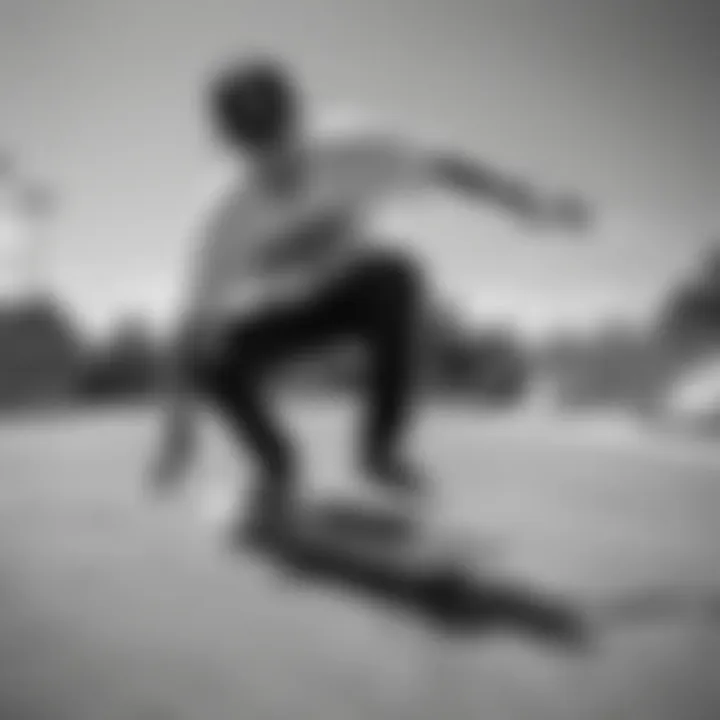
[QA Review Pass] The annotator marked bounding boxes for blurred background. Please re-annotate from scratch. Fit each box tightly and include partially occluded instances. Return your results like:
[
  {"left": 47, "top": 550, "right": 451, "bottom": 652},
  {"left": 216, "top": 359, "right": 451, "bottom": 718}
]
[
  {"left": 1, "top": 2, "right": 720, "bottom": 720},
  {"left": 1, "top": 0, "right": 720, "bottom": 425}
]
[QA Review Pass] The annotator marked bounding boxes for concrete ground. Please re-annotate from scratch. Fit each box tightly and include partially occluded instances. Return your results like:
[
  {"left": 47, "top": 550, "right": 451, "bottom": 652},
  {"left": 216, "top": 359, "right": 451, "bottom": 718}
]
[{"left": 0, "top": 399, "right": 719, "bottom": 720}]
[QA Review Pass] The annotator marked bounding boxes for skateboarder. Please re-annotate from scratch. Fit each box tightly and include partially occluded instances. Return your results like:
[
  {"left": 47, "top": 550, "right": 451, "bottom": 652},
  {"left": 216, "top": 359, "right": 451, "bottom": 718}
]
[{"left": 150, "top": 57, "right": 589, "bottom": 547}]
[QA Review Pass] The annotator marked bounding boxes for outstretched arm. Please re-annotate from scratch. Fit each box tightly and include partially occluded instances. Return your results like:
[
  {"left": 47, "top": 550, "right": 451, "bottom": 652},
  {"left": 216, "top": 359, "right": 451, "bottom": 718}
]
[
  {"left": 149, "top": 312, "right": 203, "bottom": 493},
  {"left": 148, "top": 225, "right": 222, "bottom": 493},
  {"left": 429, "top": 152, "right": 591, "bottom": 231}
]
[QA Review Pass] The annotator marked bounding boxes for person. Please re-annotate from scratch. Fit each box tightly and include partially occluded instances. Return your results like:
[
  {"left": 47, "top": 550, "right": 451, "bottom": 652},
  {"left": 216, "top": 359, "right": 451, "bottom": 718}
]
[{"left": 150, "top": 57, "right": 590, "bottom": 548}]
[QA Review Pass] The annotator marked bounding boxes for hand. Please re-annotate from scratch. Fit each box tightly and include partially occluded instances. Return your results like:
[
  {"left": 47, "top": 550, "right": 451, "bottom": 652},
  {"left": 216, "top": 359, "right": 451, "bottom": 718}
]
[
  {"left": 548, "top": 193, "right": 593, "bottom": 233},
  {"left": 503, "top": 182, "right": 593, "bottom": 235},
  {"left": 148, "top": 419, "right": 194, "bottom": 496}
]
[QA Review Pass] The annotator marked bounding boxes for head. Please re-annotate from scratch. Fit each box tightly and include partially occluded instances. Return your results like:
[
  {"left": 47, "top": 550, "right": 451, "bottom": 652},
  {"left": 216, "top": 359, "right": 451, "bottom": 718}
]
[{"left": 208, "top": 58, "right": 300, "bottom": 157}]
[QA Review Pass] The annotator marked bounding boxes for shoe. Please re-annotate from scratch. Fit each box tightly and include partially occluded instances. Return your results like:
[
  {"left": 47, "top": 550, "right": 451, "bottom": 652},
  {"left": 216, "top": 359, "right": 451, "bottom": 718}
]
[{"left": 229, "top": 478, "right": 295, "bottom": 553}]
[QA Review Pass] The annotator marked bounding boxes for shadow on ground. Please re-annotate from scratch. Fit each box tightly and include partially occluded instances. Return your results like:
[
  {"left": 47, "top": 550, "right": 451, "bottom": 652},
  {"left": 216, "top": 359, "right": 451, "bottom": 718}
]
[{"left": 235, "top": 499, "right": 590, "bottom": 648}]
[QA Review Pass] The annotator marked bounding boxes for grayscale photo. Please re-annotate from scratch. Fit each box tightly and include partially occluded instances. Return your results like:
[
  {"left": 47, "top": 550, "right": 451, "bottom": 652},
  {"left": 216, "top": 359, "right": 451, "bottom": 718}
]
[{"left": 0, "top": 1, "right": 719, "bottom": 719}]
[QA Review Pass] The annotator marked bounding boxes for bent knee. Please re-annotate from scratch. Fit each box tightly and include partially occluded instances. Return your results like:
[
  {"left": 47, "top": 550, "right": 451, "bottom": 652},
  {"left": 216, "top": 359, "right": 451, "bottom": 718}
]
[{"left": 361, "top": 249, "right": 424, "bottom": 302}]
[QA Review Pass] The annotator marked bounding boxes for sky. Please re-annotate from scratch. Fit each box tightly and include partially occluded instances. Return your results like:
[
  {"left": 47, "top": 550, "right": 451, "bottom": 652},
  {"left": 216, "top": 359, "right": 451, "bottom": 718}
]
[{"left": 0, "top": 0, "right": 718, "bottom": 338}]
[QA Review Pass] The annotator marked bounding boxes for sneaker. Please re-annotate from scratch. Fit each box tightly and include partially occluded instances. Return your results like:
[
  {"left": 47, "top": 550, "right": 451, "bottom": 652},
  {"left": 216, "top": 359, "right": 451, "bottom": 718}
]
[{"left": 229, "top": 479, "right": 295, "bottom": 553}]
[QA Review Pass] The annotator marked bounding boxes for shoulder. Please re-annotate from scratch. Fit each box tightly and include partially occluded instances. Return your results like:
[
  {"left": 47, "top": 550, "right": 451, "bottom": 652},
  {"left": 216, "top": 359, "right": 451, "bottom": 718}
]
[
  {"left": 307, "top": 132, "right": 432, "bottom": 190},
  {"left": 311, "top": 130, "right": 412, "bottom": 162}
]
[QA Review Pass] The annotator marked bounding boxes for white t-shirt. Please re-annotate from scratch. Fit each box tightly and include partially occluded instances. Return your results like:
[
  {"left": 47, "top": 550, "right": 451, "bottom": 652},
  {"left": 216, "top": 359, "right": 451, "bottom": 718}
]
[{"left": 183, "top": 133, "right": 437, "bottom": 324}]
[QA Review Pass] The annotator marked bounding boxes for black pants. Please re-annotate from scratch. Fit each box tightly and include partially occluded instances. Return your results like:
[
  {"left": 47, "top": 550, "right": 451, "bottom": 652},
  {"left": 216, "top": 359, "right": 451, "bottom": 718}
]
[{"left": 199, "top": 250, "right": 424, "bottom": 483}]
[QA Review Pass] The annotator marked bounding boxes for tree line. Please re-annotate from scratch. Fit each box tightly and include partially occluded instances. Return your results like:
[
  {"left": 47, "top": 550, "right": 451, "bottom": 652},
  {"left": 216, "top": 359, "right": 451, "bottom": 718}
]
[{"left": 59, "top": 241, "right": 720, "bottom": 413}]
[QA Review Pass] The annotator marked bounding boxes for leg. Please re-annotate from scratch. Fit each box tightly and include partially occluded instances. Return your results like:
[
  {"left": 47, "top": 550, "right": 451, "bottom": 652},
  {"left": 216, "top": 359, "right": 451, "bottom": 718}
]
[
  {"left": 365, "top": 256, "right": 423, "bottom": 471},
  {"left": 198, "top": 325, "right": 295, "bottom": 544},
  {"left": 336, "top": 250, "right": 426, "bottom": 488},
  {"left": 205, "top": 339, "right": 293, "bottom": 478},
  {"left": 197, "top": 288, "right": 359, "bottom": 542},
  {"left": 195, "top": 247, "right": 426, "bottom": 544},
  {"left": 201, "top": 290, "right": 356, "bottom": 471}
]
